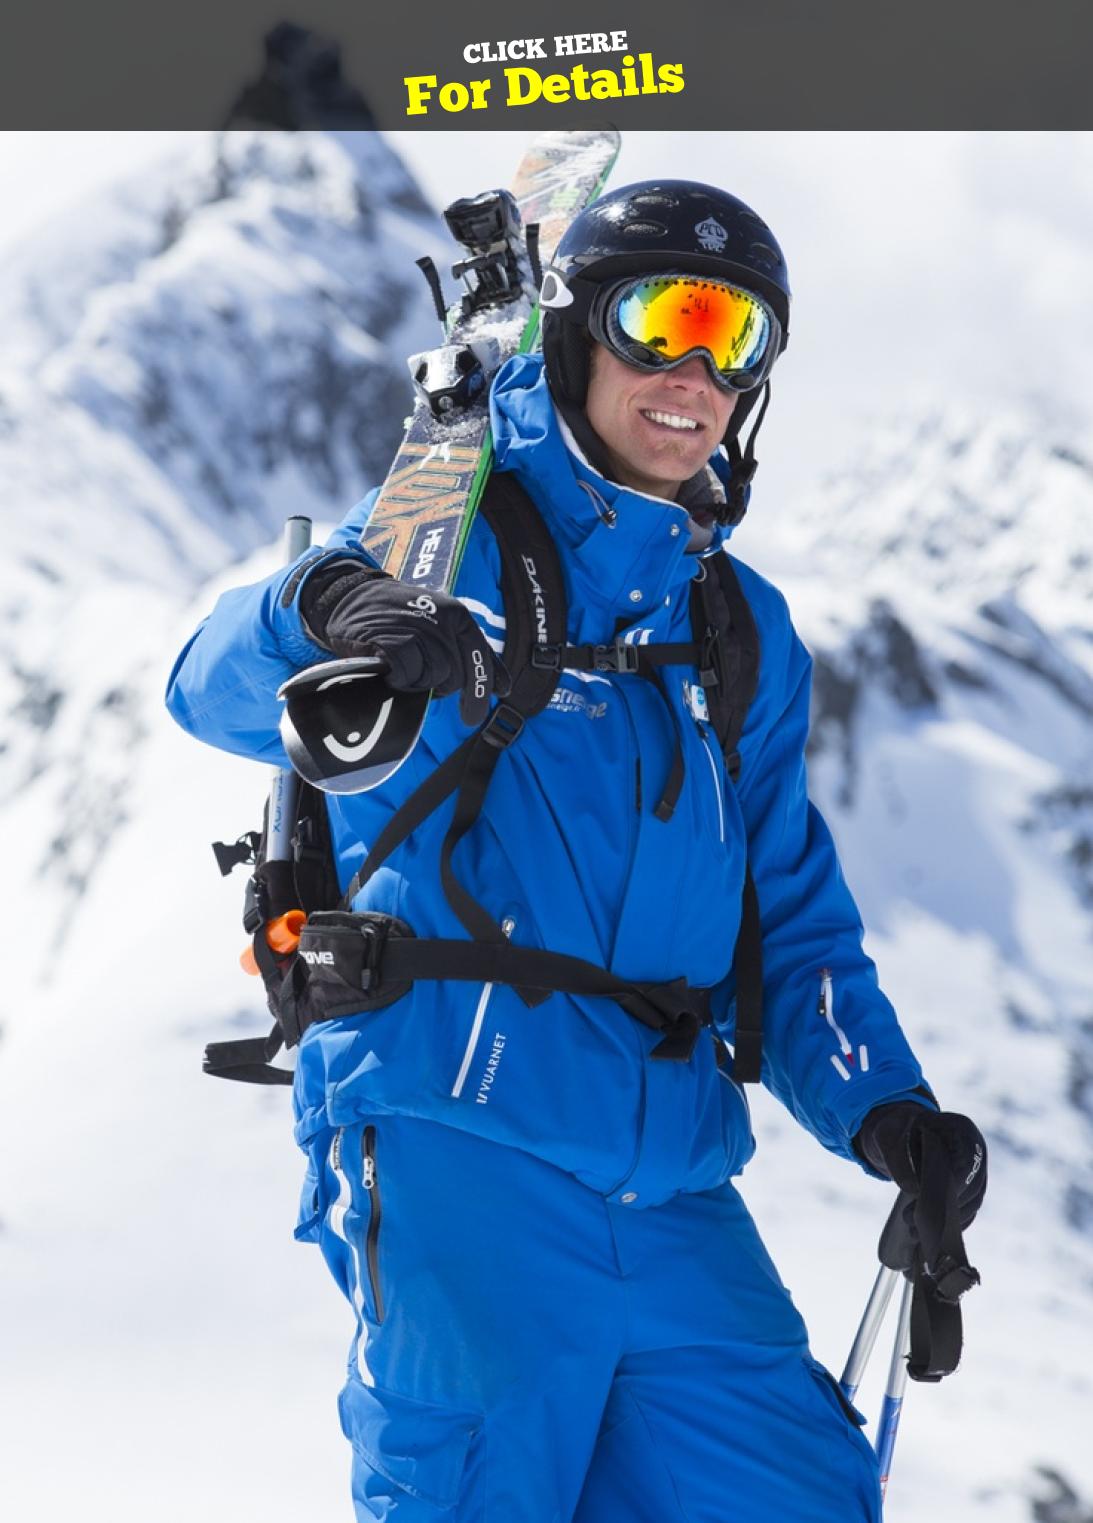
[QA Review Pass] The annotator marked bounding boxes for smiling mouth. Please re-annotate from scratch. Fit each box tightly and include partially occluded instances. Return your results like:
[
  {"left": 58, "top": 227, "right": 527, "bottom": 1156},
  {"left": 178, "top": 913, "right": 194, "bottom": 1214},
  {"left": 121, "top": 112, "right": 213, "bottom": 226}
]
[{"left": 640, "top": 408, "right": 702, "bottom": 433}]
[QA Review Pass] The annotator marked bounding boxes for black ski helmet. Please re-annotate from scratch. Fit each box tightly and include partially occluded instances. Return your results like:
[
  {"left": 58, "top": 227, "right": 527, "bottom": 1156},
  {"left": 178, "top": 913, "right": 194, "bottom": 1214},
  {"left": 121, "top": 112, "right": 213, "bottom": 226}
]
[{"left": 540, "top": 179, "right": 791, "bottom": 522}]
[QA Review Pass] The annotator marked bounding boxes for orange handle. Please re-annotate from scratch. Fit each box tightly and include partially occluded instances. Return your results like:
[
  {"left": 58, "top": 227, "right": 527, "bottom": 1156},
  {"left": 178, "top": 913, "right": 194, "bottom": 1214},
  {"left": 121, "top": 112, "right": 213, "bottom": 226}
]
[{"left": 239, "top": 908, "right": 308, "bottom": 975}]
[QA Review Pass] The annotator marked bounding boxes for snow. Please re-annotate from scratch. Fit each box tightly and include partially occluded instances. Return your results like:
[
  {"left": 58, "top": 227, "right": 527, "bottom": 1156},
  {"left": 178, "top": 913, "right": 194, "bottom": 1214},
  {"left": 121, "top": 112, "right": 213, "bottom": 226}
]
[{"left": 0, "top": 131, "right": 1091, "bottom": 1523}]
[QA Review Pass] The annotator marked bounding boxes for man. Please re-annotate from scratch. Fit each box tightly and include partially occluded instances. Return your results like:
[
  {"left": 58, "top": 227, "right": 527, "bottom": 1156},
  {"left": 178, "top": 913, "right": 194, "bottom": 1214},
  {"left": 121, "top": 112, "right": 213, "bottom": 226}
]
[{"left": 167, "top": 180, "right": 986, "bottom": 1522}]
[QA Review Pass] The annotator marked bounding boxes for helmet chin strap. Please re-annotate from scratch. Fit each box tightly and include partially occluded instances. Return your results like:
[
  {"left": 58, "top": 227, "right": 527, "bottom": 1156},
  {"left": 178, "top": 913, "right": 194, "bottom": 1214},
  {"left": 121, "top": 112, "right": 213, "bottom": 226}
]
[{"left": 721, "top": 381, "right": 772, "bottom": 527}]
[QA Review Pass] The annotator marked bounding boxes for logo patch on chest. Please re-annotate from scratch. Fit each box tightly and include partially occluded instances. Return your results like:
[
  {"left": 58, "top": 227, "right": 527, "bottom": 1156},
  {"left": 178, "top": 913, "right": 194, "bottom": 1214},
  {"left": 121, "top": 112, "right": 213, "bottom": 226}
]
[
  {"left": 684, "top": 680, "right": 710, "bottom": 723},
  {"left": 548, "top": 686, "right": 608, "bottom": 719}
]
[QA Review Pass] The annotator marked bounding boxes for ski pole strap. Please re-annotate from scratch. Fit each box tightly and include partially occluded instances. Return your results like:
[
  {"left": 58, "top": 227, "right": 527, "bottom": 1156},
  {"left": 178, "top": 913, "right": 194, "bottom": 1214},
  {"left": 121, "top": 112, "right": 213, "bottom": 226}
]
[
  {"left": 913, "top": 1127, "right": 982, "bottom": 1305},
  {"left": 879, "top": 1130, "right": 981, "bottom": 1382},
  {"left": 908, "top": 1129, "right": 981, "bottom": 1382}
]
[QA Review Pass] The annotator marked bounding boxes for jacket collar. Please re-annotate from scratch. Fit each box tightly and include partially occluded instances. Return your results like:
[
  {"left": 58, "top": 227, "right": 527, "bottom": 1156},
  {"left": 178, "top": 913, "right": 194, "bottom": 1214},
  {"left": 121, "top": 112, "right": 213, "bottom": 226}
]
[{"left": 490, "top": 354, "right": 734, "bottom": 621}]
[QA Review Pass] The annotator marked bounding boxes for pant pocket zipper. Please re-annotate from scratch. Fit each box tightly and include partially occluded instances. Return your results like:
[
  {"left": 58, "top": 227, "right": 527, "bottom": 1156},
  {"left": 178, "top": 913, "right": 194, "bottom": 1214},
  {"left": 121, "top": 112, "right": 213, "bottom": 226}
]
[{"left": 362, "top": 1125, "right": 385, "bottom": 1324}]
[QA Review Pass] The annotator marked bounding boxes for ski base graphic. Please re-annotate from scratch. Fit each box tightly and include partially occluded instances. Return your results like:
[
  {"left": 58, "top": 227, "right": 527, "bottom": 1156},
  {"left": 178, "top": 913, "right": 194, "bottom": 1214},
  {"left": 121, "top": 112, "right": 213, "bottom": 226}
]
[{"left": 280, "top": 130, "right": 620, "bottom": 794}]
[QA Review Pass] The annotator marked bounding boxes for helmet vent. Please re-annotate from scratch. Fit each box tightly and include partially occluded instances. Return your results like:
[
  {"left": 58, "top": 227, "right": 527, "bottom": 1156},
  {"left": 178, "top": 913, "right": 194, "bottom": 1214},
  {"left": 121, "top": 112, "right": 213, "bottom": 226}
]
[
  {"left": 748, "top": 240, "right": 779, "bottom": 270},
  {"left": 623, "top": 219, "right": 668, "bottom": 237}
]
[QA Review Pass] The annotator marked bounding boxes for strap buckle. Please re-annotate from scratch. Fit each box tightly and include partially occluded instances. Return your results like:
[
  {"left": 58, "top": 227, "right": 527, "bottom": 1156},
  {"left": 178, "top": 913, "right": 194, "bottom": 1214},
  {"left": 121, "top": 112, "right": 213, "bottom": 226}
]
[
  {"left": 593, "top": 640, "right": 640, "bottom": 674},
  {"left": 481, "top": 703, "right": 526, "bottom": 750},
  {"left": 924, "top": 1254, "right": 981, "bottom": 1304},
  {"left": 241, "top": 877, "right": 265, "bottom": 936},
  {"left": 358, "top": 917, "right": 388, "bottom": 992},
  {"left": 530, "top": 643, "right": 563, "bottom": 671}
]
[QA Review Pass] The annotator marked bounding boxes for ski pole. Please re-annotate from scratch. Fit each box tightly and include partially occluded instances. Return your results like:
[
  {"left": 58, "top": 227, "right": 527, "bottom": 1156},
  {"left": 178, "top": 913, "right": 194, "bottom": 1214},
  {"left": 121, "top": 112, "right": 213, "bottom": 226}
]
[
  {"left": 239, "top": 514, "right": 312, "bottom": 973},
  {"left": 839, "top": 1264, "right": 900, "bottom": 1402},
  {"left": 840, "top": 1263, "right": 914, "bottom": 1503},
  {"left": 875, "top": 1276, "right": 914, "bottom": 1500}
]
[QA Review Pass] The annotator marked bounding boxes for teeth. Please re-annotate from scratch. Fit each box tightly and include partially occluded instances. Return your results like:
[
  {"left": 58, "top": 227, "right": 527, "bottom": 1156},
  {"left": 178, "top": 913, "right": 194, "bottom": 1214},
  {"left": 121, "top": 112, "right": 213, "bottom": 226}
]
[{"left": 642, "top": 409, "right": 699, "bottom": 431}]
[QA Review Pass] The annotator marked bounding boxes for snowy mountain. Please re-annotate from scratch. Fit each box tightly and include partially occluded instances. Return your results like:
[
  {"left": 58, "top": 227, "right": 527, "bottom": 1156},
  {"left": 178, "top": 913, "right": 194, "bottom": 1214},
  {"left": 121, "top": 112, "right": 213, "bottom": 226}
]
[
  {"left": 1, "top": 135, "right": 1091, "bottom": 1523},
  {"left": 745, "top": 411, "right": 1093, "bottom": 1521},
  {"left": 0, "top": 130, "right": 445, "bottom": 966}
]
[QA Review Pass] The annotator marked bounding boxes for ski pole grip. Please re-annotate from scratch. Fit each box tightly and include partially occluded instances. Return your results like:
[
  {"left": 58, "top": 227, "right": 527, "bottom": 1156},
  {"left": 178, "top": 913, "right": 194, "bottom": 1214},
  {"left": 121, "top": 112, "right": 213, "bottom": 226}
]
[{"left": 283, "top": 515, "right": 313, "bottom": 561}]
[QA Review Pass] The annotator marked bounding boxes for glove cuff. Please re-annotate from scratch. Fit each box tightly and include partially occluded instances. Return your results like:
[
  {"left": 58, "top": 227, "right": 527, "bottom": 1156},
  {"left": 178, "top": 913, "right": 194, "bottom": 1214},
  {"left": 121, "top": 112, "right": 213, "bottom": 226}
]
[
  {"left": 300, "top": 560, "right": 386, "bottom": 647},
  {"left": 854, "top": 1098, "right": 933, "bottom": 1182}
]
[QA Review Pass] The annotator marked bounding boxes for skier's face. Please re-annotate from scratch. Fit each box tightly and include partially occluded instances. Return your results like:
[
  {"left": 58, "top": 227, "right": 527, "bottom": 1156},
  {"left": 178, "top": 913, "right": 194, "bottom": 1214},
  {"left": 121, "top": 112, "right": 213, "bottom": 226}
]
[{"left": 584, "top": 343, "right": 738, "bottom": 501}]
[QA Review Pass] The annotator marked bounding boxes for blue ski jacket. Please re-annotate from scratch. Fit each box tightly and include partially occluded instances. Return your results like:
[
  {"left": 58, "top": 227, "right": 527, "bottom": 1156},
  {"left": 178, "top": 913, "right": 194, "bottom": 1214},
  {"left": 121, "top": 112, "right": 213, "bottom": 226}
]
[{"left": 167, "top": 353, "right": 931, "bottom": 1208}]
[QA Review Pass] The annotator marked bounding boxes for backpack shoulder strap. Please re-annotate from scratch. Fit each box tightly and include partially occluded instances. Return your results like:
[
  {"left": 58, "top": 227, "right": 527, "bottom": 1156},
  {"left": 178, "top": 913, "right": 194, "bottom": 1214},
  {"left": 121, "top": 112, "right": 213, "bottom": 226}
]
[
  {"left": 477, "top": 468, "right": 568, "bottom": 719},
  {"left": 690, "top": 550, "right": 764, "bottom": 1084},
  {"left": 336, "top": 468, "right": 568, "bottom": 921},
  {"left": 693, "top": 551, "right": 761, "bottom": 782}
]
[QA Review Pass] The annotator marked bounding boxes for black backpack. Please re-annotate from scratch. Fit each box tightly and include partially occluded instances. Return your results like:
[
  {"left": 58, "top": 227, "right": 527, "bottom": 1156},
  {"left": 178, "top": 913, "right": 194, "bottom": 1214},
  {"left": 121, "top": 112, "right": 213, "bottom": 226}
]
[{"left": 206, "top": 471, "right": 763, "bottom": 1087}]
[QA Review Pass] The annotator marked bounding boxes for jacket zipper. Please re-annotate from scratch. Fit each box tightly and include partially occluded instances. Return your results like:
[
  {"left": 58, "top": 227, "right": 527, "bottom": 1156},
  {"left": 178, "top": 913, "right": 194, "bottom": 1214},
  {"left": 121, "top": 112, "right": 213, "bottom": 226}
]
[
  {"left": 698, "top": 726, "right": 725, "bottom": 843},
  {"left": 362, "top": 1126, "right": 385, "bottom": 1323},
  {"left": 818, "top": 968, "right": 858, "bottom": 1080}
]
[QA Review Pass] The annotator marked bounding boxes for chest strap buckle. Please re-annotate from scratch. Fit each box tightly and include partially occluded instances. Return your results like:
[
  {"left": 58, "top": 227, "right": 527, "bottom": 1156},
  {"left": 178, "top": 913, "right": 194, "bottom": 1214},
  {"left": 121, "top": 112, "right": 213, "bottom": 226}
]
[{"left": 601, "top": 640, "right": 641, "bottom": 674}]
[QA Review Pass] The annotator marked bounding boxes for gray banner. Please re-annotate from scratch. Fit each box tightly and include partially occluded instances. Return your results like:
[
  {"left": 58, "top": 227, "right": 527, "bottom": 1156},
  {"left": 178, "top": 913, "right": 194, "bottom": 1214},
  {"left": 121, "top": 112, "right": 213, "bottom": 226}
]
[{"left": 2, "top": 0, "right": 1091, "bottom": 127}]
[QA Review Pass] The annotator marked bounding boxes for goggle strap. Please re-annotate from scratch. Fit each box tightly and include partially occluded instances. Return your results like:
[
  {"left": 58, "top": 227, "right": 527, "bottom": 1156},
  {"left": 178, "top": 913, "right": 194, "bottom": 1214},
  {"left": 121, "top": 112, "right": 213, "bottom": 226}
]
[{"left": 543, "top": 273, "right": 596, "bottom": 326}]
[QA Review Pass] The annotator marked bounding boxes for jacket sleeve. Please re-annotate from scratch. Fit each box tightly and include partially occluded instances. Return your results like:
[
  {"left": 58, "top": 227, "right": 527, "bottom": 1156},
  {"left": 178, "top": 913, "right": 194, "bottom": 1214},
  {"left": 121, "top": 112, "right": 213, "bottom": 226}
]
[
  {"left": 728, "top": 566, "right": 935, "bottom": 1172},
  {"left": 164, "top": 493, "right": 380, "bottom": 765}
]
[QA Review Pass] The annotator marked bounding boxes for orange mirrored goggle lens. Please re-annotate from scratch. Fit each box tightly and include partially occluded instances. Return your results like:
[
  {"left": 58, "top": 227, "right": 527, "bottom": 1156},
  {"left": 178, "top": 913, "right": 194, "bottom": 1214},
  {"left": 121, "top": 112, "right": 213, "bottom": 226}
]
[{"left": 609, "top": 275, "right": 774, "bottom": 386}]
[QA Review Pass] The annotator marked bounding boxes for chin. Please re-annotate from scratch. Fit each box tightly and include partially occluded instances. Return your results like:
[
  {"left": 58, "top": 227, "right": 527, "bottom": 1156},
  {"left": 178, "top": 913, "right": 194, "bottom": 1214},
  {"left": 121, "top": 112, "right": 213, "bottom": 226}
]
[{"left": 645, "top": 447, "right": 705, "bottom": 479}]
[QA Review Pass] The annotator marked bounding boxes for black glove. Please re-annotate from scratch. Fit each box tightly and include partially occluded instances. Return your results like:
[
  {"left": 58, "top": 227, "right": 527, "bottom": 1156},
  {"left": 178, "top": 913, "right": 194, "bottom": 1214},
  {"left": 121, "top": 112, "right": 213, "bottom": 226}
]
[
  {"left": 301, "top": 560, "right": 506, "bottom": 728},
  {"left": 856, "top": 1102, "right": 987, "bottom": 1271}
]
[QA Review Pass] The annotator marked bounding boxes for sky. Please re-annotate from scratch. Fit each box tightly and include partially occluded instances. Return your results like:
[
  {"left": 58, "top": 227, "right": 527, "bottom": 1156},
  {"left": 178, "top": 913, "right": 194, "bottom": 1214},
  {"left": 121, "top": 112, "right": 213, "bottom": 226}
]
[{"left": 0, "top": 130, "right": 1090, "bottom": 515}]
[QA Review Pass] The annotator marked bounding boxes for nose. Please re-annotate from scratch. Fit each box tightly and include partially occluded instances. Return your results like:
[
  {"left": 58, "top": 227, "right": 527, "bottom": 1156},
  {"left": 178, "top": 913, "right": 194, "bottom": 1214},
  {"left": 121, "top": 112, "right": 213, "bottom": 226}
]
[{"left": 666, "top": 354, "right": 712, "bottom": 390}]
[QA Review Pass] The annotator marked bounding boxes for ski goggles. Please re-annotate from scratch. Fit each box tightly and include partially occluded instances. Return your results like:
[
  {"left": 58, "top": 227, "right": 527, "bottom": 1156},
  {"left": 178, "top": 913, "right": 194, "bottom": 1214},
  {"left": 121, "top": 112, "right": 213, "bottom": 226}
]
[{"left": 594, "top": 273, "right": 779, "bottom": 392}]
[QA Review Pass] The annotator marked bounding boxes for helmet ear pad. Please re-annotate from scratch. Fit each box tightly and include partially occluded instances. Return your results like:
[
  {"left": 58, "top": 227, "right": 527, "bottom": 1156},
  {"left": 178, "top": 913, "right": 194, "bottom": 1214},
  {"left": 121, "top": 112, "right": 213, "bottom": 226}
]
[{"left": 541, "top": 311, "right": 593, "bottom": 409}]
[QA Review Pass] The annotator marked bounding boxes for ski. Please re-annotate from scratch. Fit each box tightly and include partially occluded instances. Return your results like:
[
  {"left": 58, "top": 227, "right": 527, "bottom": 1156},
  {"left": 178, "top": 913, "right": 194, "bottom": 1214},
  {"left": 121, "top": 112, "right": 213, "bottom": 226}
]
[{"left": 279, "top": 129, "right": 621, "bottom": 793}]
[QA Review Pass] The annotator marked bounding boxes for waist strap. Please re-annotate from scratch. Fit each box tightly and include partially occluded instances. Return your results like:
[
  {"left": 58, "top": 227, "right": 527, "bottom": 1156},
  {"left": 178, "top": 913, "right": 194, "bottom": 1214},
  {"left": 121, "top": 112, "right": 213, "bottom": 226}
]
[{"left": 205, "top": 910, "right": 716, "bottom": 1083}]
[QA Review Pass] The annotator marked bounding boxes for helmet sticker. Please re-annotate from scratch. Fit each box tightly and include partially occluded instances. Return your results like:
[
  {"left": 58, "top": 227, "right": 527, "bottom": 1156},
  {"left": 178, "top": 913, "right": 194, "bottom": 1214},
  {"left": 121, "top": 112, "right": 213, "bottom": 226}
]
[
  {"left": 695, "top": 216, "right": 729, "bottom": 252},
  {"left": 539, "top": 269, "right": 574, "bottom": 309}
]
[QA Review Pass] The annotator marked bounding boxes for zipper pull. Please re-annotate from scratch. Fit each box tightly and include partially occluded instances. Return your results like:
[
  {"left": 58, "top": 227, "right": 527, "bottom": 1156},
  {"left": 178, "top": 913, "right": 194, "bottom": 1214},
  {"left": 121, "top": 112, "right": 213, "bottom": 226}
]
[
  {"left": 818, "top": 968, "right": 832, "bottom": 1021},
  {"left": 363, "top": 1155, "right": 376, "bottom": 1190}
]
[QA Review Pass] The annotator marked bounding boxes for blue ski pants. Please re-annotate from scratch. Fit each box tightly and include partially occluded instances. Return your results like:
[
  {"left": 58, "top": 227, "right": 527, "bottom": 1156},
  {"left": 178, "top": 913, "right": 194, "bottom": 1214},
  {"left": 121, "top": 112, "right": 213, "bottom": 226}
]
[{"left": 304, "top": 1114, "right": 883, "bottom": 1522}]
